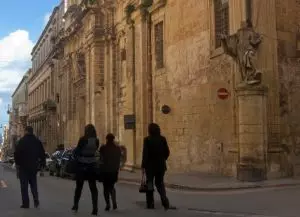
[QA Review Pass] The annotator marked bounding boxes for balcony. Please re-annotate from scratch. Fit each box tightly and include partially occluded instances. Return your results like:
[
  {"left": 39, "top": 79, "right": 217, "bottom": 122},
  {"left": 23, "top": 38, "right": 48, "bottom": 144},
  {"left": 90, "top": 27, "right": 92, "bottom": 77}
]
[{"left": 43, "top": 99, "right": 57, "bottom": 111}]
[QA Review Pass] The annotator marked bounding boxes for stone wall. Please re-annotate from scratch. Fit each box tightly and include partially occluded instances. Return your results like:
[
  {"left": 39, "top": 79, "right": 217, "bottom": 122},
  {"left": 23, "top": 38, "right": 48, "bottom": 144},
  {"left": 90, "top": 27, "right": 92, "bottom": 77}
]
[
  {"left": 112, "top": 0, "right": 238, "bottom": 174},
  {"left": 151, "top": 0, "right": 235, "bottom": 173},
  {"left": 33, "top": 0, "right": 300, "bottom": 178},
  {"left": 276, "top": 0, "right": 300, "bottom": 176},
  {"left": 62, "top": 6, "right": 108, "bottom": 147}
]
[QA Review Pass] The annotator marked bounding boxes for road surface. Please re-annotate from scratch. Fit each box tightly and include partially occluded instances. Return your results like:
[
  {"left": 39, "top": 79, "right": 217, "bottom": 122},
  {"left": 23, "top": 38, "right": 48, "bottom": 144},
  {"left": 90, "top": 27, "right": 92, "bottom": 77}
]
[{"left": 0, "top": 163, "right": 299, "bottom": 217}]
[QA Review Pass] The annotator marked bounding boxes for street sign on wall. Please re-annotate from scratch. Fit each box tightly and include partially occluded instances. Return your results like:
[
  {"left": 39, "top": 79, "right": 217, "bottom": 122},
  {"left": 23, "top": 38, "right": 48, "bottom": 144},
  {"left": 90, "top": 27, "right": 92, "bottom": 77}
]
[
  {"left": 217, "top": 88, "right": 230, "bottom": 100},
  {"left": 124, "top": 115, "right": 136, "bottom": 130}
]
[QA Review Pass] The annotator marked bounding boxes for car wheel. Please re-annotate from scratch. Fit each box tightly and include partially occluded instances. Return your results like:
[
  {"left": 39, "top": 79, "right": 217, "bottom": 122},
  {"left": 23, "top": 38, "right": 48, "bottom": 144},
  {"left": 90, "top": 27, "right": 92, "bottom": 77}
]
[
  {"left": 56, "top": 168, "right": 60, "bottom": 177},
  {"left": 49, "top": 171, "right": 54, "bottom": 176}
]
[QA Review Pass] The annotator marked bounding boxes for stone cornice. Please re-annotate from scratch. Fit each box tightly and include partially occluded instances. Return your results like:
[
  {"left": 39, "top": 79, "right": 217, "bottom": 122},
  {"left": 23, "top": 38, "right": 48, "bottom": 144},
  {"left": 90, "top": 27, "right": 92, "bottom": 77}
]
[{"left": 149, "top": 0, "right": 166, "bottom": 14}]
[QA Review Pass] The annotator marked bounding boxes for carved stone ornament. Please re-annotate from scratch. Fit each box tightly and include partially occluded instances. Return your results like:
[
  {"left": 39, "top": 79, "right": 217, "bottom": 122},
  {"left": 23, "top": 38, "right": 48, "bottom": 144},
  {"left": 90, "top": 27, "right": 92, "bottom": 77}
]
[{"left": 220, "top": 20, "right": 263, "bottom": 86}]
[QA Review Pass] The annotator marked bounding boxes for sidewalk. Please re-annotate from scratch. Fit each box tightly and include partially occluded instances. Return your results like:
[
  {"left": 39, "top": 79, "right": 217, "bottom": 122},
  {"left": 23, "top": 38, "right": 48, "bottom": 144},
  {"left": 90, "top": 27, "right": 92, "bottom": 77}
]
[{"left": 119, "top": 170, "right": 300, "bottom": 191}]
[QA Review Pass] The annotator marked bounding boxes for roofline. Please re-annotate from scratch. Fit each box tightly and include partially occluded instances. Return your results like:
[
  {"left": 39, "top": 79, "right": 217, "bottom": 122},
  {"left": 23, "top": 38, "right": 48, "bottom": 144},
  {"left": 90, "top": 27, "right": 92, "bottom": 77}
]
[
  {"left": 11, "top": 69, "right": 32, "bottom": 98},
  {"left": 31, "top": 6, "right": 59, "bottom": 56}
]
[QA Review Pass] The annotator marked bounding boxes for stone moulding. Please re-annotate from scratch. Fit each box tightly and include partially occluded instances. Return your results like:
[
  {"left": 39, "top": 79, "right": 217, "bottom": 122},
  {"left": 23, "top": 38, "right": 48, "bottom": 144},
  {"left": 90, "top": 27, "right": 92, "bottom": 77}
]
[
  {"left": 148, "top": 0, "right": 166, "bottom": 13},
  {"left": 236, "top": 84, "right": 268, "bottom": 96}
]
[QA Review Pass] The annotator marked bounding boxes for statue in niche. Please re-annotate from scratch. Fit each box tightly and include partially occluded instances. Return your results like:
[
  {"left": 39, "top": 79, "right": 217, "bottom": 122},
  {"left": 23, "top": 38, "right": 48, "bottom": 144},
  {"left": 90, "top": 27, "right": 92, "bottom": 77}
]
[{"left": 220, "top": 20, "right": 263, "bottom": 85}]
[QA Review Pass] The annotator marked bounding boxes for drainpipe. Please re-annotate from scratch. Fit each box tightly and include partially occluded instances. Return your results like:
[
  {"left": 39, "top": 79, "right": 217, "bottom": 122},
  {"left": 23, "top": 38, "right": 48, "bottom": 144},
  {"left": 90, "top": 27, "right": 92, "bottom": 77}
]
[
  {"left": 126, "top": 12, "right": 137, "bottom": 169},
  {"left": 130, "top": 20, "right": 137, "bottom": 169},
  {"left": 146, "top": 11, "right": 153, "bottom": 123}
]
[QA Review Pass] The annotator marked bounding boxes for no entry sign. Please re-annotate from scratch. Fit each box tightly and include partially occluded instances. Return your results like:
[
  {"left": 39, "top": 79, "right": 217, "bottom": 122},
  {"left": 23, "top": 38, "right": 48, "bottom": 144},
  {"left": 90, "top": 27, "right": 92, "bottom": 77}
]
[{"left": 217, "top": 88, "right": 229, "bottom": 100}]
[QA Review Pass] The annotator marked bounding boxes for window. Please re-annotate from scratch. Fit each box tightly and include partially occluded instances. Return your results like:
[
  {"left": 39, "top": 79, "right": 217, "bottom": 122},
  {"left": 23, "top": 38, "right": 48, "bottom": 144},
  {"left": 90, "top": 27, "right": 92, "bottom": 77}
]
[
  {"left": 121, "top": 49, "right": 126, "bottom": 61},
  {"left": 155, "top": 21, "right": 164, "bottom": 69},
  {"left": 214, "top": 0, "right": 229, "bottom": 48}
]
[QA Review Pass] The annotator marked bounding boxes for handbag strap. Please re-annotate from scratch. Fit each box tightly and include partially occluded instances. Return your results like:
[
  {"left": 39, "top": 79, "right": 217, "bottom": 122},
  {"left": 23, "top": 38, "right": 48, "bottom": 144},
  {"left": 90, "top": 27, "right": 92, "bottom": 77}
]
[{"left": 141, "top": 172, "right": 146, "bottom": 183}]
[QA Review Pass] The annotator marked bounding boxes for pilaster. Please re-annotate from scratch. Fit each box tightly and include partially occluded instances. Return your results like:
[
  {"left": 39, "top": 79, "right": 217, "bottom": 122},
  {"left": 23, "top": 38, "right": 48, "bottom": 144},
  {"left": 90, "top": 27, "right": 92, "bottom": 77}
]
[{"left": 236, "top": 84, "right": 268, "bottom": 181}]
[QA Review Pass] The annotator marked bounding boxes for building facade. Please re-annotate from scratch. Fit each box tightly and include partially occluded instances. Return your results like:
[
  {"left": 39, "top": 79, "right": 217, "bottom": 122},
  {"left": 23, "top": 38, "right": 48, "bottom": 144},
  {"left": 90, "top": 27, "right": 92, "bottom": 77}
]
[
  {"left": 1, "top": 125, "right": 10, "bottom": 159},
  {"left": 28, "top": 5, "right": 64, "bottom": 152},
  {"left": 23, "top": 0, "right": 300, "bottom": 179},
  {"left": 59, "top": 0, "right": 114, "bottom": 145},
  {"left": 106, "top": 0, "right": 300, "bottom": 178},
  {"left": 10, "top": 69, "right": 31, "bottom": 151}
]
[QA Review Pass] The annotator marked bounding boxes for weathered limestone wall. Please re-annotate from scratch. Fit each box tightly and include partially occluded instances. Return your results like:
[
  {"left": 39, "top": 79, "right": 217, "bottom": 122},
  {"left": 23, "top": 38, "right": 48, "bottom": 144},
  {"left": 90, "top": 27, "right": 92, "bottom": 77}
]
[
  {"left": 150, "top": 0, "right": 234, "bottom": 174},
  {"left": 276, "top": 0, "right": 300, "bottom": 176},
  {"left": 62, "top": 7, "right": 107, "bottom": 146}
]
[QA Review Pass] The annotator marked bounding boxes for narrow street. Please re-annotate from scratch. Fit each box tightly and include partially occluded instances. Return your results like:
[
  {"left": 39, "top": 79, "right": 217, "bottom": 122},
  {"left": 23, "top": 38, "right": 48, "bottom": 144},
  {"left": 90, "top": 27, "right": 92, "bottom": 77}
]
[{"left": 1, "top": 163, "right": 300, "bottom": 217}]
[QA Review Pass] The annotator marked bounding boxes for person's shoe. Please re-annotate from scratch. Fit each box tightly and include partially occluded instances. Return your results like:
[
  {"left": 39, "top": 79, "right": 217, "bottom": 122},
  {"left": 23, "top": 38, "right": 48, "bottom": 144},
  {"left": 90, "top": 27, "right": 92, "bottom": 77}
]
[
  {"left": 162, "top": 198, "right": 170, "bottom": 210},
  {"left": 105, "top": 204, "right": 110, "bottom": 211},
  {"left": 34, "top": 200, "right": 40, "bottom": 208},
  {"left": 91, "top": 209, "right": 98, "bottom": 215},
  {"left": 71, "top": 205, "right": 78, "bottom": 212},
  {"left": 112, "top": 203, "right": 117, "bottom": 210},
  {"left": 20, "top": 205, "right": 29, "bottom": 209},
  {"left": 168, "top": 205, "right": 177, "bottom": 210},
  {"left": 146, "top": 203, "right": 155, "bottom": 209}
]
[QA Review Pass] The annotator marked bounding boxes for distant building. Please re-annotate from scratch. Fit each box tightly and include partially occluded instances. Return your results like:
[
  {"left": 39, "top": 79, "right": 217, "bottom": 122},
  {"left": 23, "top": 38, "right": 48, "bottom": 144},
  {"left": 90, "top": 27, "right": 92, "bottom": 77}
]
[
  {"left": 28, "top": 2, "right": 65, "bottom": 152},
  {"left": 10, "top": 69, "right": 31, "bottom": 152}
]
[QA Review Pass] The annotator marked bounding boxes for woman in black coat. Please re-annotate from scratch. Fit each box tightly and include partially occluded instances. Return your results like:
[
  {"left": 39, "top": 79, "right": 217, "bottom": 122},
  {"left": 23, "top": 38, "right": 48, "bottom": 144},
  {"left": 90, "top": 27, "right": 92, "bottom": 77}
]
[
  {"left": 99, "top": 133, "right": 121, "bottom": 211},
  {"left": 141, "top": 123, "right": 170, "bottom": 210},
  {"left": 72, "top": 124, "right": 99, "bottom": 215}
]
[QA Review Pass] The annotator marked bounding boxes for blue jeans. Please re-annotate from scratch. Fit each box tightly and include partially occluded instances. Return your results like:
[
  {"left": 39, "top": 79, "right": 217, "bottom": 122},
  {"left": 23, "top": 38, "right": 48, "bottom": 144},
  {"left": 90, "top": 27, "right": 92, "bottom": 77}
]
[{"left": 19, "top": 169, "right": 39, "bottom": 206}]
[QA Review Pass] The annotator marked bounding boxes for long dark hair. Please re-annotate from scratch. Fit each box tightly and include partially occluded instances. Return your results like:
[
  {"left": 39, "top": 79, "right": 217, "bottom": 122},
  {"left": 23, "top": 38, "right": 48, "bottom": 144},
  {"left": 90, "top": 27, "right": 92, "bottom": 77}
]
[
  {"left": 148, "top": 123, "right": 161, "bottom": 137},
  {"left": 84, "top": 124, "right": 97, "bottom": 138}
]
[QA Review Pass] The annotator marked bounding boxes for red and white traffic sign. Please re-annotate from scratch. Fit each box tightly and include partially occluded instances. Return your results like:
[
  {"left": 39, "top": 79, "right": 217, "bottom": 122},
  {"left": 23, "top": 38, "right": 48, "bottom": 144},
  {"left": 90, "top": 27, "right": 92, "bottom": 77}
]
[{"left": 217, "top": 88, "right": 229, "bottom": 100}]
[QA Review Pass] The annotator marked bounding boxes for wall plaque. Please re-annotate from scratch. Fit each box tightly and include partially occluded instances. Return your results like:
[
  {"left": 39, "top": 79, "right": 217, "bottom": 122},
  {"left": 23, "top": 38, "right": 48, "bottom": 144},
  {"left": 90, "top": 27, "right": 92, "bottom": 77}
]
[{"left": 124, "top": 114, "right": 136, "bottom": 130}]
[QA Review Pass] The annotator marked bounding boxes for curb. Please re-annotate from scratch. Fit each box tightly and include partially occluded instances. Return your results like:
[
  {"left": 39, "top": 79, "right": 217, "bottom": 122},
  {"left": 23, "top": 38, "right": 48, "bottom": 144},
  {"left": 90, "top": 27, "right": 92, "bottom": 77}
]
[
  {"left": 3, "top": 164, "right": 300, "bottom": 192},
  {"left": 118, "top": 177, "right": 300, "bottom": 192}
]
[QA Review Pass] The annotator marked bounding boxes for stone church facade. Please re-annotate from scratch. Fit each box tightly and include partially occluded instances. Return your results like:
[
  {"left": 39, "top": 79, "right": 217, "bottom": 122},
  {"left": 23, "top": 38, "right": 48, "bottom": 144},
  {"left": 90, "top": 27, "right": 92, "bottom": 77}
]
[
  {"left": 109, "top": 0, "right": 300, "bottom": 178},
  {"left": 28, "top": 0, "right": 300, "bottom": 179}
]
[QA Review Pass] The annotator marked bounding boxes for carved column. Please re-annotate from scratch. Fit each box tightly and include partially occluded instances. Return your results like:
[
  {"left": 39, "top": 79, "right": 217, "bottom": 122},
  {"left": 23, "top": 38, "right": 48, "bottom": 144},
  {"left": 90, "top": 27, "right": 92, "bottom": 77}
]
[
  {"left": 85, "top": 47, "right": 91, "bottom": 123},
  {"left": 90, "top": 41, "right": 106, "bottom": 140},
  {"left": 236, "top": 84, "right": 268, "bottom": 181}
]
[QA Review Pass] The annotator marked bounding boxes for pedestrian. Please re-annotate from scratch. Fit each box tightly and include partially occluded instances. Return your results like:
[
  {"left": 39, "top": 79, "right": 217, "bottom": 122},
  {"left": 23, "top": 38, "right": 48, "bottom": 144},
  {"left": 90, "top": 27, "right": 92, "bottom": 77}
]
[
  {"left": 99, "top": 133, "right": 121, "bottom": 211},
  {"left": 72, "top": 124, "right": 99, "bottom": 215},
  {"left": 14, "top": 126, "right": 46, "bottom": 209},
  {"left": 141, "top": 123, "right": 170, "bottom": 210}
]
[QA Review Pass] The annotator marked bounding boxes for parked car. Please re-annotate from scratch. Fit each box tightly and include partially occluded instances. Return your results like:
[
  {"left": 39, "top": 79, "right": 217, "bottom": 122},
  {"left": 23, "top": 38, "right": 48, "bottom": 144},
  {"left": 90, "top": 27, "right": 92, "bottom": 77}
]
[
  {"left": 59, "top": 148, "right": 81, "bottom": 179},
  {"left": 48, "top": 150, "right": 64, "bottom": 176},
  {"left": 45, "top": 152, "right": 52, "bottom": 171},
  {"left": 7, "top": 156, "right": 14, "bottom": 164}
]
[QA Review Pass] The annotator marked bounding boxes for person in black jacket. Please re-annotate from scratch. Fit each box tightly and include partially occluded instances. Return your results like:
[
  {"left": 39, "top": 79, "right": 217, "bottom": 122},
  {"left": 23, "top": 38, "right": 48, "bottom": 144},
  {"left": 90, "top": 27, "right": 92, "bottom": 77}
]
[
  {"left": 100, "top": 133, "right": 121, "bottom": 211},
  {"left": 141, "top": 123, "right": 170, "bottom": 210},
  {"left": 14, "top": 126, "right": 46, "bottom": 209},
  {"left": 72, "top": 124, "right": 99, "bottom": 215}
]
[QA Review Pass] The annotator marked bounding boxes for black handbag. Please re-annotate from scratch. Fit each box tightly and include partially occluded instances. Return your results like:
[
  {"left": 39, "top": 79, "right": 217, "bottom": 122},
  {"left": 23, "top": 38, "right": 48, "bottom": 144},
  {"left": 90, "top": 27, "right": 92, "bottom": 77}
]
[{"left": 139, "top": 173, "right": 154, "bottom": 193}]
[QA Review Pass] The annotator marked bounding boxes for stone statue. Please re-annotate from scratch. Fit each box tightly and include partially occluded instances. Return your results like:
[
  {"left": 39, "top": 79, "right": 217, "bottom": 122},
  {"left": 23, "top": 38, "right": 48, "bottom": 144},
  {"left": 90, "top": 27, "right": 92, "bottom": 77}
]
[{"left": 220, "top": 20, "right": 263, "bottom": 85}]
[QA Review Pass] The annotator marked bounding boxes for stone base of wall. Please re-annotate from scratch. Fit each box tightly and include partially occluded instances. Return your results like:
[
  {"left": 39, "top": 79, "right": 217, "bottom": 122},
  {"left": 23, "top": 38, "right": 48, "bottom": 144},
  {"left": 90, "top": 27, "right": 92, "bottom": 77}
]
[{"left": 237, "top": 163, "right": 266, "bottom": 182}]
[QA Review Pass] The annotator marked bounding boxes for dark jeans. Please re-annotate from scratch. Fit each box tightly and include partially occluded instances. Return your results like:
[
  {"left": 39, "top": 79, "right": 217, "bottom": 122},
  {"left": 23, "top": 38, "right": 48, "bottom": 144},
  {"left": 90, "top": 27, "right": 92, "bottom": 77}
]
[
  {"left": 73, "top": 163, "right": 98, "bottom": 210},
  {"left": 19, "top": 169, "right": 39, "bottom": 206},
  {"left": 74, "top": 179, "right": 98, "bottom": 210},
  {"left": 102, "top": 172, "right": 118, "bottom": 206},
  {"left": 103, "top": 181, "right": 117, "bottom": 206},
  {"left": 145, "top": 170, "right": 169, "bottom": 209}
]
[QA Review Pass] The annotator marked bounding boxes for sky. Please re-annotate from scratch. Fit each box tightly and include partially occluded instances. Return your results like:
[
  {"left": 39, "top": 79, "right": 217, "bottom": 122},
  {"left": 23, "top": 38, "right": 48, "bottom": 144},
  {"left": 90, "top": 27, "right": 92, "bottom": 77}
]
[{"left": 0, "top": 0, "right": 60, "bottom": 130}]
